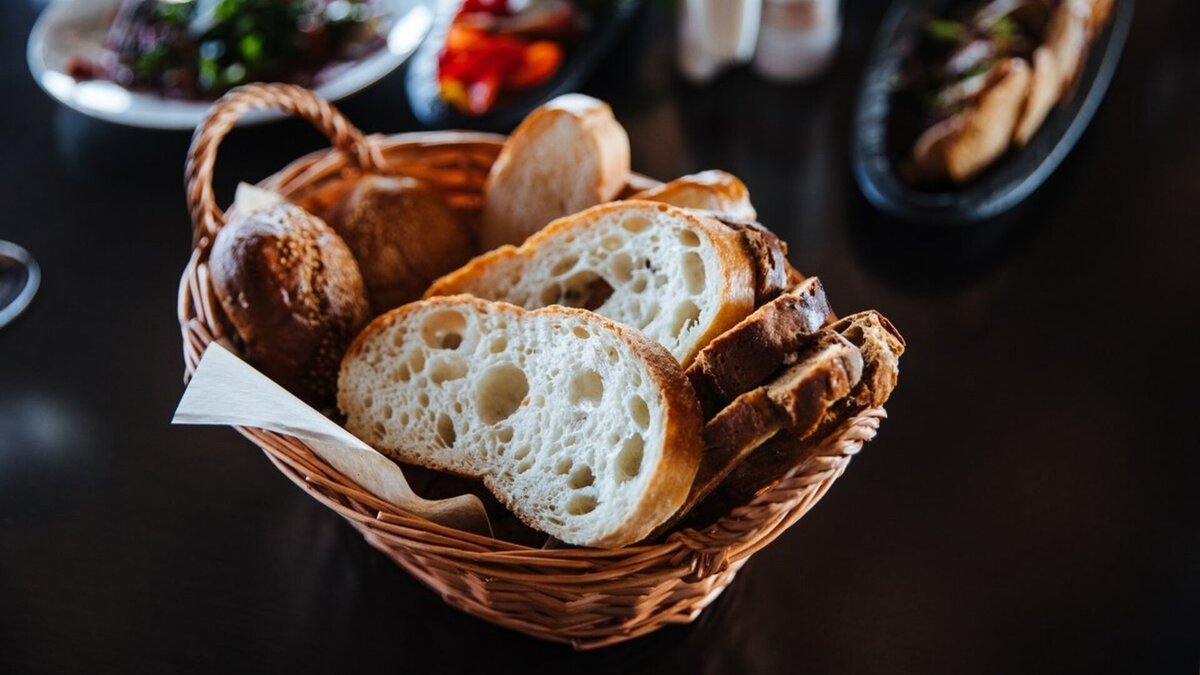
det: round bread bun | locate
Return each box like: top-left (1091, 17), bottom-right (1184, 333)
top-left (209, 201), bottom-right (370, 406)
top-left (326, 175), bottom-right (475, 312)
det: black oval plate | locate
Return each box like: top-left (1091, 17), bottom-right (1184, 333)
top-left (405, 0), bottom-right (641, 131)
top-left (852, 0), bottom-right (1135, 225)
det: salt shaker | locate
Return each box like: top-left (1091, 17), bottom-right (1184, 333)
top-left (753, 0), bottom-right (842, 82)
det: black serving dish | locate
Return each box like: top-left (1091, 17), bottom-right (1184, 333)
top-left (852, 0), bottom-right (1134, 225)
top-left (405, 0), bottom-right (641, 131)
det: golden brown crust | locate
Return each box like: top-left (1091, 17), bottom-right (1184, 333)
top-left (324, 175), bottom-right (475, 313)
top-left (632, 170), bottom-right (757, 222)
top-left (481, 95), bottom-right (630, 250)
top-left (1014, 47), bottom-right (1062, 147)
top-left (714, 217), bottom-right (792, 304)
top-left (211, 203), bottom-right (369, 406)
top-left (339, 295), bottom-right (703, 549)
top-left (944, 58), bottom-right (1033, 183)
top-left (426, 200), bottom-right (758, 368)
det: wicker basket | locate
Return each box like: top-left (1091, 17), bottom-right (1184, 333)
top-left (177, 84), bottom-right (887, 649)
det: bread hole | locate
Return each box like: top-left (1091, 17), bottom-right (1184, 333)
top-left (392, 363), bottom-right (411, 383)
top-left (563, 435), bottom-right (577, 447)
top-left (630, 276), bottom-right (648, 293)
top-left (601, 234), bottom-right (624, 251)
top-left (560, 272), bottom-right (614, 311)
top-left (513, 446), bottom-right (531, 460)
top-left (610, 252), bottom-right (633, 282)
top-left (364, 395), bottom-right (374, 409)
top-left (408, 350), bottom-right (426, 374)
top-left (567, 494), bottom-right (597, 516)
top-left (670, 301), bottom-right (701, 338)
top-left (554, 458), bottom-right (573, 475)
top-left (629, 396), bottom-right (650, 430)
top-left (550, 255), bottom-right (578, 276)
top-left (418, 393), bottom-right (430, 407)
top-left (392, 331), bottom-right (405, 348)
top-left (497, 426), bottom-right (514, 443)
top-left (572, 326), bottom-right (589, 339)
top-left (682, 251), bottom-right (706, 294)
top-left (421, 310), bottom-right (468, 350)
top-left (607, 433), bottom-right (620, 445)
top-left (477, 364), bottom-right (528, 424)
top-left (489, 336), bottom-right (508, 353)
top-left (654, 273), bottom-right (668, 288)
top-left (516, 459), bottom-right (534, 474)
top-left (622, 215), bottom-right (650, 233)
top-left (381, 404), bottom-right (393, 419)
top-left (539, 284), bottom-right (562, 305)
top-left (605, 347), bottom-right (619, 363)
top-left (429, 357), bottom-right (468, 384)
top-left (568, 465), bottom-right (594, 489)
top-left (436, 414), bottom-right (456, 447)
top-left (371, 421), bottom-right (385, 439)
top-left (452, 401), bottom-right (463, 414)
top-left (568, 369), bottom-right (604, 406)
top-left (638, 306), bottom-right (659, 329)
top-left (678, 229), bottom-right (701, 247)
top-left (616, 435), bottom-right (645, 482)
top-left (399, 412), bottom-right (410, 426)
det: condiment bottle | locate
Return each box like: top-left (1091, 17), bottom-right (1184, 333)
top-left (753, 0), bottom-right (842, 82)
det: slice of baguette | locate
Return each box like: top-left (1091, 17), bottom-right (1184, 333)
top-left (633, 170), bottom-right (757, 222)
top-left (338, 296), bottom-right (702, 548)
top-left (687, 277), bottom-right (835, 417)
top-left (426, 200), bottom-right (757, 367)
top-left (646, 330), bottom-right (862, 539)
top-left (481, 94), bottom-right (630, 250)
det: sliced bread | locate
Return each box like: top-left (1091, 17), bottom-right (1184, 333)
top-left (647, 330), bottom-right (863, 538)
top-left (481, 94), bottom-right (630, 250)
top-left (338, 296), bottom-right (703, 548)
top-left (425, 200), bottom-right (758, 367)
top-left (633, 170), bottom-right (758, 222)
top-left (687, 277), bottom-right (835, 417)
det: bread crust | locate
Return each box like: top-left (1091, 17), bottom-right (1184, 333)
top-left (481, 94), bottom-right (630, 249)
top-left (632, 170), bottom-right (758, 222)
top-left (339, 295), bottom-right (703, 548)
top-left (211, 203), bottom-right (369, 405)
top-left (426, 200), bottom-right (757, 368)
top-left (715, 217), bottom-right (792, 304)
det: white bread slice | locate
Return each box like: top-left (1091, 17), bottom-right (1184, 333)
top-left (338, 296), bottom-right (703, 548)
top-left (633, 170), bottom-right (758, 221)
top-left (425, 200), bottom-right (758, 367)
top-left (481, 94), bottom-right (631, 250)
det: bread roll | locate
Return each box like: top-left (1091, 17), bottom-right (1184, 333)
top-left (325, 175), bottom-right (474, 312)
top-left (210, 192), bottom-right (369, 405)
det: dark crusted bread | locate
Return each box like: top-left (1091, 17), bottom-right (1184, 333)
top-left (687, 277), bottom-right (835, 418)
top-left (688, 310), bottom-right (905, 523)
top-left (646, 330), bottom-right (863, 539)
top-left (210, 196), bottom-right (370, 406)
top-left (325, 175), bottom-right (475, 313)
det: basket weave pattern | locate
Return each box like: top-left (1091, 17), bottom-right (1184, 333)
top-left (177, 84), bottom-right (886, 649)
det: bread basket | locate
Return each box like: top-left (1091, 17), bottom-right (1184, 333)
top-left (178, 83), bottom-right (887, 649)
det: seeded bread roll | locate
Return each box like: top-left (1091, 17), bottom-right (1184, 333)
top-left (210, 190), bottom-right (370, 405)
top-left (325, 175), bottom-right (474, 312)
top-left (338, 296), bottom-right (703, 548)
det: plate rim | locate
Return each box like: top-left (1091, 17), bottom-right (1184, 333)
top-left (27, 0), bottom-right (434, 130)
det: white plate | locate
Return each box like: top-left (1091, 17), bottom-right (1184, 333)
top-left (27, 0), bottom-right (434, 130)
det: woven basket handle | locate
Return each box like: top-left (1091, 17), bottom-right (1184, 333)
top-left (185, 83), bottom-right (388, 243)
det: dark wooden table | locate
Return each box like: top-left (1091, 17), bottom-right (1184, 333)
top-left (2, 1), bottom-right (1197, 673)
